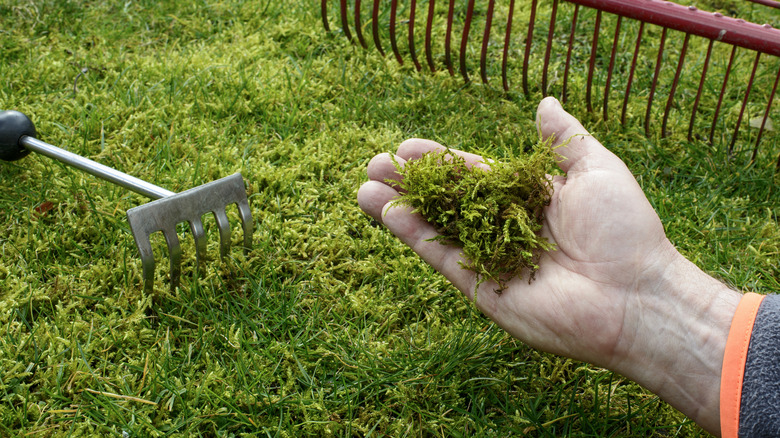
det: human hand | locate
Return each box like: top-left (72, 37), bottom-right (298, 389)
top-left (357, 96), bottom-right (740, 435)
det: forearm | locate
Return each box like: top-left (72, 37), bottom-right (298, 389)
top-left (611, 246), bottom-right (741, 436)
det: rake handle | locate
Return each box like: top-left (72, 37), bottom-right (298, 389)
top-left (0, 110), bottom-right (174, 200)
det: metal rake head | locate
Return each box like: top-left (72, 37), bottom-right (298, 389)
top-left (1, 110), bottom-right (254, 292)
top-left (322, 0), bottom-right (780, 164)
top-left (126, 173), bottom-right (253, 293)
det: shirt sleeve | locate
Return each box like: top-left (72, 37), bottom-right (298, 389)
top-left (720, 292), bottom-right (780, 438)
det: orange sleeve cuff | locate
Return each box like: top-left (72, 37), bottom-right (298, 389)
top-left (720, 292), bottom-right (765, 438)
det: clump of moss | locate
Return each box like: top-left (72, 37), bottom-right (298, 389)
top-left (391, 139), bottom-right (558, 292)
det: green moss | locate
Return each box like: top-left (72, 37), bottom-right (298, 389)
top-left (391, 138), bottom-right (558, 291)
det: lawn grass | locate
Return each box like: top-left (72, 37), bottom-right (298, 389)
top-left (1, 0), bottom-right (778, 436)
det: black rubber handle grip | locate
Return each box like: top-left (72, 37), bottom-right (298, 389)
top-left (0, 110), bottom-right (36, 162)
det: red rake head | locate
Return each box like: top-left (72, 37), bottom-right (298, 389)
top-left (322, 0), bottom-right (780, 165)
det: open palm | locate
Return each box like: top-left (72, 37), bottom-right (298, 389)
top-left (357, 97), bottom-right (675, 370)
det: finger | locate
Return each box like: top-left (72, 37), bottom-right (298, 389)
top-left (381, 202), bottom-right (478, 298)
top-left (357, 180), bottom-right (399, 224)
top-left (367, 153), bottom-right (405, 188)
top-left (397, 138), bottom-right (491, 170)
top-left (535, 97), bottom-right (620, 174)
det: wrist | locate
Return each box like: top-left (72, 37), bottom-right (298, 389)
top-left (611, 243), bottom-right (741, 435)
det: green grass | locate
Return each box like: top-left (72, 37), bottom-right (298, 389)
top-left (0, 0), bottom-right (778, 436)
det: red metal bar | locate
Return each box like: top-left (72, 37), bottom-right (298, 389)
top-left (522, 0), bottom-right (539, 94)
top-left (645, 26), bottom-right (667, 137)
top-left (709, 45), bottom-right (737, 144)
top-left (340, 0), bottom-right (353, 42)
top-left (562, 4), bottom-right (580, 103)
top-left (661, 32), bottom-right (690, 137)
top-left (542, 0), bottom-right (559, 96)
top-left (753, 67), bottom-right (780, 161)
top-left (603, 16), bottom-right (622, 120)
top-left (480, 0), bottom-right (496, 84)
top-left (586, 10), bottom-right (602, 113)
top-left (746, 0), bottom-right (780, 8)
top-left (390, 0), bottom-right (403, 64)
top-left (372, 0), bottom-right (385, 56)
top-left (728, 52), bottom-right (761, 155)
top-left (409, 0), bottom-right (422, 71)
top-left (354, 0), bottom-right (368, 48)
top-left (565, 0), bottom-right (780, 56)
top-left (445, 0), bottom-right (456, 76)
top-left (688, 39), bottom-right (714, 142)
top-left (460, 0), bottom-right (476, 83)
top-left (322, 0), bottom-right (330, 32)
top-left (502, 0), bottom-right (516, 91)
top-left (425, 0), bottom-right (436, 72)
top-left (621, 21), bottom-right (643, 125)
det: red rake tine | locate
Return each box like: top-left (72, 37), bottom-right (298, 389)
top-left (502, 0), bottom-right (516, 92)
top-left (445, 0), bottom-right (456, 76)
top-left (542, 0), bottom-right (559, 96)
top-left (562, 4), bottom-right (580, 104)
top-left (661, 32), bottom-right (690, 138)
top-left (480, 0), bottom-right (496, 85)
top-left (688, 39), bottom-right (714, 142)
top-left (645, 27), bottom-right (667, 137)
top-left (709, 45), bottom-right (737, 144)
top-left (753, 66), bottom-right (780, 162)
top-left (585, 10), bottom-right (602, 113)
top-left (460, 0), bottom-right (476, 83)
top-left (372, 0), bottom-right (385, 56)
top-left (354, 0), bottom-right (368, 48)
top-left (522, 0), bottom-right (538, 95)
top-left (729, 51), bottom-right (761, 156)
top-left (409, 0), bottom-right (422, 71)
top-left (603, 16), bottom-right (622, 120)
top-left (390, 0), bottom-right (404, 64)
top-left (425, 0), bottom-right (437, 72)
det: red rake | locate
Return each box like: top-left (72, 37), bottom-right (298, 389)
top-left (322, 0), bottom-right (780, 165)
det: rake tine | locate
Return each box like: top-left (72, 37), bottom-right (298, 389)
top-left (339, 0), bottom-right (353, 42)
top-left (163, 226), bottom-right (183, 292)
top-left (445, 0), bottom-right (456, 76)
top-left (321, 0), bottom-right (330, 32)
top-left (689, 39), bottom-right (714, 142)
top-left (354, 0), bottom-right (368, 48)
top-left (661, 32), bottom-right (690, 137)
top-left (586, 10), bottom-right (602, 113)
top-left (645, 27), bottom-right (667, 137)
top-left (390, 0), bottom-right (403, 64)
top-left (236, 199), bottom-right (253, 251)
top-left (621, 21), bottom-right (644, 125)
top-left (502, 0), bottom-right (516, 91)
top-left (480, 0), bottom-right (496, 85)
top-left (459, 0), bottom-right (476, 83)
top-left (409, 0), bottom-right (422, 71)
top-left (522, 0), bottom-right (538, 95)
top-left (213, 209), bottom-right (232, 259)
top-left (190, 217), bottom-right (208, 269)
top-left (709, 45), bottom-right (737, 144)
top-left (372, 0), bottom-right (385, 56)
top-left (729, 51), bottom-right (761, 156)
top-left (562, 4), bottom-right (579, 103)
top-left (753, 65), bottom-right (780, 162)
top-left (603, 15), bottom-right (622, 119)
top-left (134, 234), bottom-right (156, 294)
top-left (425, 0), bottom-right (436, 72)
top-left (542, 0), bottom-right (559, 96)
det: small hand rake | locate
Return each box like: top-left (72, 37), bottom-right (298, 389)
top-left (0, 110), bottom-right (253, 292)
